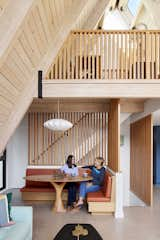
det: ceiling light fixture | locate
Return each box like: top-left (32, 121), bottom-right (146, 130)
top-left (44, 99), bottom-right (73, 131)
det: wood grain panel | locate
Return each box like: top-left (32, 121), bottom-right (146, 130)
top-left (0, 0), bottom-right (103, 154)
top-left (28, 112), bottom-right (108, 166)
top-left (108, 99), bottom-right (120, 172)
top-left (130, 115), bottom-right (153, 205)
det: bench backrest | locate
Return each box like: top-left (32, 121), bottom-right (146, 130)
top-left (102, 171), bottom-right (112, 198)
top-left (78, 168), bottom-right (91, 176)
top-left (25, 168), bottom-right (114, 199)
top-left (26, 169), bottom-right (59, 188)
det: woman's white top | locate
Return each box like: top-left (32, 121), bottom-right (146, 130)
top-left (60, 164), bottom-right (78, 176)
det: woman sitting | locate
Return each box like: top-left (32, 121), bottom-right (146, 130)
top-left (74, 157), bottom-right (105, 209)
top-left (61, 155), bottom-right (78, 210)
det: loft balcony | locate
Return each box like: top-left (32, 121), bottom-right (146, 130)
top-left (42, 30), bottom-right (160, 98)
top-left (46, 30), bottom-right (160, 80)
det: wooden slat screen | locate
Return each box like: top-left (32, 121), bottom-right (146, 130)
top-left (46, 30), bottom-right (160, 80)
top-left (108, 99), bottom-right (120, 172)
top-left (28, 112), bottom-right (107, 166)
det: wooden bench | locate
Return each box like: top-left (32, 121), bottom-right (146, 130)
top-left (20, 168), bottom-right (68, 201)
top-left (87, 170), bottom-right (115, 215)
top-left (21, 168), bottom-right (115, 215)
top-left (20, 168), bottom-right (88, 201)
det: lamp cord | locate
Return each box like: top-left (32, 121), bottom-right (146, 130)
top-left (58, 98), bottom-right (60, 119)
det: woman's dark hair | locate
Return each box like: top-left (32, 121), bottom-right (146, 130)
top-left (66, 155), bottom-right (74, 168)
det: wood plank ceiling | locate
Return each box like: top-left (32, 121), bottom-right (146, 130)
top-left (29, 98), bottom-right (145, 113)
top-left (0, 0), bottom-right (102, 153)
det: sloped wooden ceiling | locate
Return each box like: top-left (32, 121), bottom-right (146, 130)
top-left (0, 0), bottom-right (109, 154)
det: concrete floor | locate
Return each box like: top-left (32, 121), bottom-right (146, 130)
top-left (7, 186), bottom-right (160, 240)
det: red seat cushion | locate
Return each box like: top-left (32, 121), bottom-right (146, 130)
top-left (87, 191), bottom-right (110, 202)
top-left (25, 169), bottom-right (58, 188)
top-left (102, 172), bottom-right (112, 198)
top-left (20, 187), bottom-right (68, 192)
top-left (87, 170), bottom-right (112, 203)
top-left (20, 187), bottom-right (55, 192)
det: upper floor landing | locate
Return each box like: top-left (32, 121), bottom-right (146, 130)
top-left (46, 30), bottom-right (160, 81)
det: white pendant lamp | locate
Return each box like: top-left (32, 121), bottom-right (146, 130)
top-left (44, 99), bottom-right (73, 131)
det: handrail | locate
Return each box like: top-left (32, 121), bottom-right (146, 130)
top-left (46, 30), bottom-right (160, 80)
top-left (72, 30), bottom-right (160, 33)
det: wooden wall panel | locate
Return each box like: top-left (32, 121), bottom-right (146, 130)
top-left (28, 112), bottom-right (107, 166)
top-left (130, 115), bottom-right (153, 205)
top-left (108, 99), bottom-right (120, 172)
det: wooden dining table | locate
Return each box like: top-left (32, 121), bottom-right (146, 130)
top-left (25, 174), bottom-right (93, 213)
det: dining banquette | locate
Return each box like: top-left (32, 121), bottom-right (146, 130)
top-left (87, 170), bottom-right (115, 214)
top-left (21, 168), bottom-right (115, 214)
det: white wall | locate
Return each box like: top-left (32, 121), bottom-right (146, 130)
top-left (0, 161), bottom-right (3, 188)
top-left (6, 115), bottom-right (28, 189)
top-left (103, 9), bottom-right (129, 30)
top-left (120, 118), bottom-right (130, 206)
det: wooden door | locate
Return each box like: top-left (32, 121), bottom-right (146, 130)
top-left (130, 115), bottom-right (153, 205)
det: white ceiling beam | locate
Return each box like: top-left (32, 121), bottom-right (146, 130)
top-left (82, 0), bottom-right (110, 29)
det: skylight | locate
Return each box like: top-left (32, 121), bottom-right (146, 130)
top-left (128, 0), bottom-right (141, 16)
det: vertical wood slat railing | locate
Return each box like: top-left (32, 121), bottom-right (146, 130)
top-left (46, 30), bottom-right (160, 80)
top-left (28, 112), bottom-right (107, 166)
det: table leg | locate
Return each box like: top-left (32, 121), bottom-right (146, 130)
top-left (51, 182), bottom-right (66, 212)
